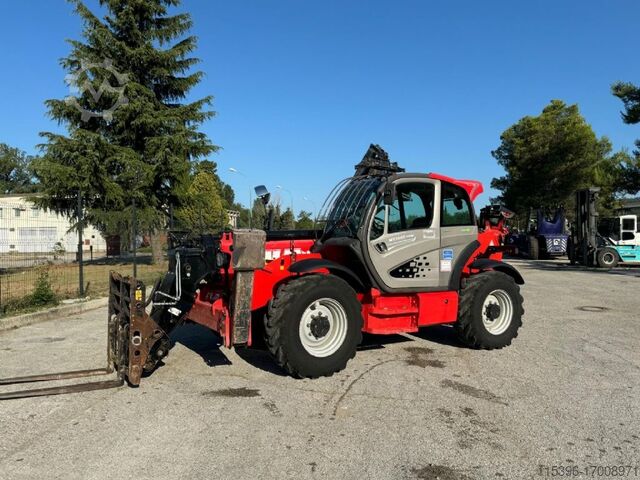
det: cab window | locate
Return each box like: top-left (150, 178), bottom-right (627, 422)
top-left (369, 202), bottom-right (386, 240)
top-left (387, 182), bottom-right (435, 234)
top-left (441, 183), bottom-right (474, 226)
top-left (622, 218), bottom-right (635, 231)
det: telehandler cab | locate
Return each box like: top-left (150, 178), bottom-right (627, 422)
top-left (0, 145), bottom-right (524, 399)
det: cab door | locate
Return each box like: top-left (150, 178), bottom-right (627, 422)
top-left (366, 179), bottom-right (442, 289)
top-left (438, 182), bottom-right (479, 287)
top-left (619, 215), bottom-right (638, 246)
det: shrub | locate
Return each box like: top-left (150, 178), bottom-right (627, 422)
top-left (30, 267), bottom-right (58, 307)
top-left (52, 242), bottom-right (66, 260)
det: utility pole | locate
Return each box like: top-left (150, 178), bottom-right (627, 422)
top-left (77, 191), bottom-right (84, 297)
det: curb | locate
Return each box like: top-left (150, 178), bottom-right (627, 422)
top-left (0, 297), bottom-right (108, 333)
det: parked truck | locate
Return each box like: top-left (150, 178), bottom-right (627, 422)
top-left (509, 207), bottom-right (568, 259)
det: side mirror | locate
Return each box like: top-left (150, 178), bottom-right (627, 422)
top-left (383, 186), bottom-right (395, 205)
top-left (254, 185), bottom-right (270, 206)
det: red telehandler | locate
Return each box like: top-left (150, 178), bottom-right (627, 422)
top-left (0, 145), bottom-right (524, 399)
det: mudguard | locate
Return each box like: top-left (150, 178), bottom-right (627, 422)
top-left (289, 258), bottom-right (365, 291)
top-left (468, 258), bottom-right (525, 285)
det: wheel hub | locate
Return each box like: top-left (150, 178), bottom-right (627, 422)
top-left (309, 313), bottom-right (331, 339)
top-left (484, 303), bottom-right (501, 321)
top-left (299, 298), bottom-right (349, 358)
top-left (481, 289), bottom-right (514, 336)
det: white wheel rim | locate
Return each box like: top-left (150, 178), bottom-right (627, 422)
top-left (603, 252), bottom-right (615, 264)
top-left (482, 289), bottom-right (514, 335)
top-left (298, 297), bottom-right (348, 357)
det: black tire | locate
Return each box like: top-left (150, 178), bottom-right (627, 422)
top-left (528, 235), bottom-right (540, 260)
top-left (455, 271), bottom-right (524, 349)
top-left (596, 248), bottom-right (619, 269)
top-left (265, 274), bottom-right (362, 378)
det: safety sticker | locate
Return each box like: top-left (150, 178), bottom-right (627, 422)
top-left (440, 259), bottom-right (452, 272)
top-left (442, 249), bottom-right (454, 260)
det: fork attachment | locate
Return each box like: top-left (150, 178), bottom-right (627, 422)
top-left (0, 272), bottom-right (168, 400)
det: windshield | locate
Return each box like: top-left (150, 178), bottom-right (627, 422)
top-left (317, 176), bottom-right (382, 239)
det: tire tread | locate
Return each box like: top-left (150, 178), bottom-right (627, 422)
top-left (455, 271), bottom-right (524, 349)
top-left (265, 275), bottom-right (362, 378)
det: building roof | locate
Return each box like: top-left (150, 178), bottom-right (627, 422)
top-left (621, 198), bottom-right (640, 209)
top-left (0, 193), bottom-right (40, 199)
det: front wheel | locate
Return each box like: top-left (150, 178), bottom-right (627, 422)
top-left (265, 274), bottom-right (363, 378)
top-left (455, 271), bottom-right (524, 349)
top-left (596, 248), bottom-right (619, 269)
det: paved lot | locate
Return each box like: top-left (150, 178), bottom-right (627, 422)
top-left (0, 259), bottom-right (639, 480)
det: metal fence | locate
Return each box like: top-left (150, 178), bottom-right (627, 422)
top-left (0, 198), bottom-right (168, 317)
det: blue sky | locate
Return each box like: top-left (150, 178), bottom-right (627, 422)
top-left (0, 0), bottom-right (638, 212)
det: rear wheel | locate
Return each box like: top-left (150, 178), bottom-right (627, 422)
top-left (455, 271), bottom-right (524, 349)
top-left (528, 236), bottom-right (540, 260)
top-left (265, 275), bottom-right (362, 378)
top-left (596, 248), bottom-right (619, 269)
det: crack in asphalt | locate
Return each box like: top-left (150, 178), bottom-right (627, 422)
top-left (331, 358), bottom-right (398, 417)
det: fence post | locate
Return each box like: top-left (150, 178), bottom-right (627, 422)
top-left (132, 197), bottom-right (137, 279)
top-left (77, 191), bottom-right (84, 297)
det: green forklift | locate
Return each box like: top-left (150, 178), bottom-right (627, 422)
top-left (570, 188), bottom-right (640, 268)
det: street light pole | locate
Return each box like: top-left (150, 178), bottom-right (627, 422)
top-left (303, 196), bottom-right (317, 217)
top-left (303, 196), bottom-right (318, 228)
top-left (228, 167), bottom-right (252, 229)
top-left (276, 185), bottom-right (294, 213)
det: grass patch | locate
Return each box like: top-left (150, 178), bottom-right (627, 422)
top-left (0, 259), bottom-right (168, 317)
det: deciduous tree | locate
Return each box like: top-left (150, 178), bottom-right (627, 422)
top-left (175, 169), bottom-right (227, 233)
top-left (0, 143), bottom-right (38, 194)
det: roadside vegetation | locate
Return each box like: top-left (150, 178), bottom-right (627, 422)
top-left (0, 259), bottom-right (167, 317)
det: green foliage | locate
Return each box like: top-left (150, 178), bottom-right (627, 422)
top-left (33, 0), bottom-right (217, 237)
top-left (192, 160), bottom-right (235, 208)
top-left (612, 82), bottom-right (640, 124)
top-left (616, 154), bottom-right (640, 195)
top-left (0, 143), bottom-right (38, 194)
top-left (491, 100), bottom-right (620, 214)
top-left (295, 210), bottom-right (314, 229)
top-left (277, 208), bottom-right (295, 230)
top-left (612, 82), bottom-right (640, 194)
top-left (250, 198), bottom-right (268, 230)
top-left (30, 267), bottom-right (58, 307)
top-left (52, 242), bottom-right (66, 260)
top-left (175, 170), bottom-right (227, 233)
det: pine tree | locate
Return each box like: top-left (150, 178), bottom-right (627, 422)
top-left (32, 0), bottom-right (217, 263)
top-left (612, 82), bottom-right (640, 194)
top-left (295, 210), bottom-right (314, 230)
top-left (278, 208), bottom-right (295, 230)
top-left (491, 100), bottom-right (618, 214)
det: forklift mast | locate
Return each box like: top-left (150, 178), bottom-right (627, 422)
top-left (572, 188), bottom-right (600, 265)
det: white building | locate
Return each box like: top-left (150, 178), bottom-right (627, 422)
top-left (226, 209), bottom-right (240, 228)
top-left (0, 194), bottom-right (106, 254)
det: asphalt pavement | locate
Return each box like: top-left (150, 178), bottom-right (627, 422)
top-left (0, 259), bottom-right (638, 480)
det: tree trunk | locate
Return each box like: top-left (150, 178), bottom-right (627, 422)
top-left (150, 230), bottom-right (164, 265)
